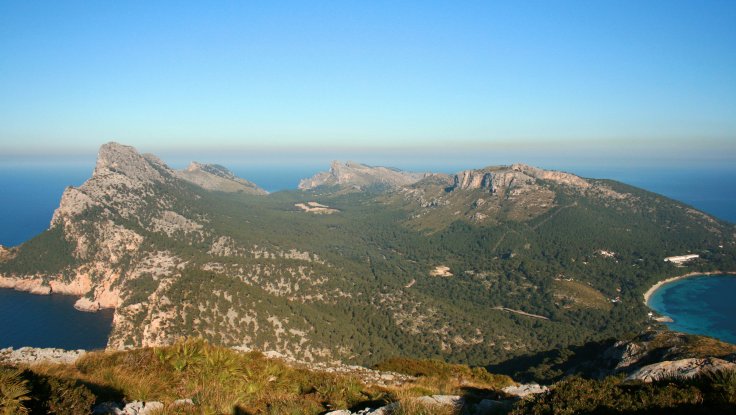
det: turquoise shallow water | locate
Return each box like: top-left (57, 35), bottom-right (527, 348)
top-left (648, 275), bottom-right (736, 344)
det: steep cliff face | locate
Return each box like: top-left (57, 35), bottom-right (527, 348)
top-left (451, 168), bottom-right (536, 193)
top-left (176, 162), bottom-right (267, 194)
top-left (298, 161), bottom-right (428, 190)
top-left (13, 143), bottom-right (205, 312)
top-left (0, 143), bottom-right (368, 357)
top-left (395, 164), bottom-right (638, 229)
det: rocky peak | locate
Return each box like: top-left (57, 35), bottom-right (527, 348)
top-left (94, 142), bottom-right (172, 184)
top-left (299, 161), bottom-right (428, 190)
top-left (51, 143), bottom-right (175, 229)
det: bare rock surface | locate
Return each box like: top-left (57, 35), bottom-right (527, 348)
top-left (452, 168), bottom-right (535, 193)
top-left (502, 383), bottom-right (548, 397)
top-left (627, 357), bottom-right (736, 382)
top-left (94, 400), bottom-right (166, 415)
top-left (0, 347), bottom-right (85, 365)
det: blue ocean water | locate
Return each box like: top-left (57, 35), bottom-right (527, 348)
top-left (0, 288), bottom-right (113, 349)
top-left (566, 165), bottom-right (736, 224)
top-left (648, 275), bottom-right (736, 344)
top-left (0, 162), bottom-right (734, 349)
top-left (0, 165), bottom-right (90, 247)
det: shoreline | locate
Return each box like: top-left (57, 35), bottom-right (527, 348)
top-left (643, 271), bottom-right (736, 306)
top-left (0, 275), bottom-right (118, 312)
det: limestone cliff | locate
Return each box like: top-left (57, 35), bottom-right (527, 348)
top-left (451, 168), bottom-right (536, 193)
top-left (0, 143), bottom-right (357, 357)
top-left (298, 161), bottom-right (428, 190)
top-left (396, 163), bottom-right (639, 229)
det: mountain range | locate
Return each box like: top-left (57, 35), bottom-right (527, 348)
top-left (0, 142), bottom-right (734, 367)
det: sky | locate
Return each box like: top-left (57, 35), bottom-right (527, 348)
top-left (1, 1), bottom-right (735, 168)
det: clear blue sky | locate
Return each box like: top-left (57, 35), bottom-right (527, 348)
top-left (1, 1), bottom-right (735, 166)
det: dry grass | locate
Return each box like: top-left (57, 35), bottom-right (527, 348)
top-left (25, 339), bottom-right (372, 414)
top-left (552, 279), bottom-right (611, 311)
top-left (13, 340), bottom-right (516, 414)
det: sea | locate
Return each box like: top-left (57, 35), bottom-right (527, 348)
top-left (0, 162), bottom-right (735, 349)
top-left (647, 275), bottom-right (736, 344)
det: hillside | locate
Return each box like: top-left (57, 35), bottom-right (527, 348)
top-left (0, 142), bottom-right (734, 368)
top-left (176, 162), bottom-right (268, 194)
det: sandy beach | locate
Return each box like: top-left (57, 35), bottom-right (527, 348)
top-left (643, 271), bottom-right (736, 306)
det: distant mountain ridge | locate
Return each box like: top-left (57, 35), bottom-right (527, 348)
top-left (176, 161), bottom-right (267, 194)
top-left (0, 142), bottom-right (734, 368)
top-left (298, 160), bottom-right (430, 190)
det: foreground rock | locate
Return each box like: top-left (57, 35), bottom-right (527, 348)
top-left (0, 347), bottom-right (85, 365)
top-left (502, 383), bottom-right (549, 397)
top-left (627, 357), bottom-right (736, 382)
top-left (326, 388), bottom-right (544, 415)
top-left (93, 400), bottom-right (169, 415)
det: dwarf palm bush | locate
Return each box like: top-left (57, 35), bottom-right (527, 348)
top-left (0, 367), bottom-right (30, 415)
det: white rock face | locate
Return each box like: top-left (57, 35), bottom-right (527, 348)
top-left (452, 168), bottom-right (535, 193)
top-left (511, 163), bottom-right (590, 189)
top-left (326, 395), bottom-right (465, 415)
top-left (502, 383), bottom-right (549, 397)
top-left (451, 165), bottom-right (588, 194)
top-left (95, 142), bottom-right (171, 184)
top-left (627, 357), bottom-right (736, 382)
top-left (0, 347), bottom-right (85, 365)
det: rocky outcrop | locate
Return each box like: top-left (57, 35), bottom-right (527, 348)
top-left (324, 389), bottom-right (542, 415)
top-left (618, 331), bottom-right (734, 366)
top-left (298, 161), bottom-right (428, 190)
top-left (95, 142), bottom-right (172, 185)
top-left (451, 168), bottom-right (535, 193)
top-left (511, 163), bottom-right (590, 189)
top-left (93, 400), bottom-right (174, 415)
top-left (0, 347), bottom-right (85, 365)
top-left (502, 383), bottom-right (548, 397)
top-left (176, 162), bottom-right (267, 194)
top-left (0, 276), bottom-right (51, 294)
top-left (451, 164), bottom-right (590, 194)
top-left (627, 357), bottom-right (736, 382)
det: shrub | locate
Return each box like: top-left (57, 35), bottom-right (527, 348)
top-left (375, 357), bottom-right (514, 390)
top-left (0, 367), bottom-right (30, 415)
top-left (24, 373), bottom-right (96, 415)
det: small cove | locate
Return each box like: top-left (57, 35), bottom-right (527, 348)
top-left (647, 274), bottom-right (736, 344)
top-left (0, 288), bottom-right (113, 350)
